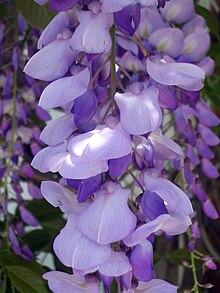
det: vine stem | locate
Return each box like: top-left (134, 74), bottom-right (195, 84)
top-left (110, 20), bottom-right (117, 113)
top-left (179, 170), bottom-right (200, 293)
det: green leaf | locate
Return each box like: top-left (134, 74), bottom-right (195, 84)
top-left (196, 5), bottom-right (220, 41)
top-left (15, 0), bottom-right (56, 29)
top-left (0, 4), bottom-right (7, 18)
top-left (0, 269), bottom-right (7, 293)
top-left (6, 266), bottom-right (48, 293)
top-left (0, 253), bottom-right (45, 276)
top-left (22, 229), bottom-right (52, 252)
top-left (26, 200), bottom-right (65, 233)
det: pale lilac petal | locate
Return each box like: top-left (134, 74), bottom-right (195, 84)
top-left (102, 0), bottom-right (134, 13)
top-left (149, 130), bottom-right (182, 160)
top-left (183, 28), bottom-right (210, 62)
top-left (38, 12), bottom-right (70, 49)
top-left (197, 57), bottom-right (215, 76)
top-left (34, 0), bottom-right (48, 5)
top-left (160, 0), bottom-right (195, 24)
top-left (39, 68), bottom-right (90, 109)
top-left (102, 0), bottom-right (157, 13)
top-left (149, 28), bottom-right (184, 58)
top-left (79, 181), bottom-right (136, 244)
top-left (68, 123), bottom-right (132, 161)
top-left (115, 86), bottom-right (162, 135)
top-left (54, 214), bottom-right (111, 270)
top-left (143, 172), bottom-right (193, 215)
top-left (41, 181), bottom-right (89, 214)
top-left (24, 39), bottom-right (77, 81)
top-left (57, 155), bottom-right (109, 180)
top-left (130, 240), bottom-right (153, 281)
top-left (146, 58), bottom-right (205, 91)
top-left (44, 271), bottom-right (100, 293)
top-left (138, 7), bottom-right (165, 38)
top-left (123, 214), bottom-right (191, 247)
top-left (182, 15), bottom-right (206, 36)
top-left (135, 279), bottom-right (178, 293)
top-left (31, 142), bottom-right (67, 173)
top-left (99, 251), bottom-right (131, 277)
top-left (40, 114), bottom-right (76, 146)
top-left (118, 51), bottom-right (145, 72)
top-left (70, 11), bottom-right (113, 54)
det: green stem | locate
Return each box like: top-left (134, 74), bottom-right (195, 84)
top-left (110, 20), bottom-right (116, 113)
top-left (190, 251), bottom-right (199, 293)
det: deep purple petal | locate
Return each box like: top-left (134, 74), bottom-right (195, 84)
top-left (108, 154), bottom-right (131, 178)
top-left (141, 190), bottom-right (168, 220)
top-left (50, 0), bottom-right (78, 11)
top-left (72, 90), bottom-right (98, 128)
top-left (77, 174), bottom-right (103, 203)
top-left (130, 240), bottom-right (154, 281)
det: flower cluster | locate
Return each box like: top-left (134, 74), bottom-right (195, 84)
top-left (0, 13), bottom-right (51, 260)
top-left (25, 0), bottom-right (219, 292)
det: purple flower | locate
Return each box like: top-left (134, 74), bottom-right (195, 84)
top-left (130, 279), bottom-right (178, 292)
top-left (40, 114), bottom-right (76, 146)
top-left (79, 181), bottom-right (136, 244)
top-left (42, 121), bottom-right (132, 179)
top-left (39, 68), bottom-right (90, 109)
top-left (70, 10), bottom-right (113, 54)
top-left (53, 214), bottom-right (112, 271)
top-left (43, 271), bottom-right (100, 293)
top-left (41, 181), bottom-right (90, 214)
top-left (115, 85), bottom-right (162, 135)
top-left (24, 39), bottom-right (77, 81)
top-left (130, 239), bottom-right (154, 281)
top-left (160, 0), bottom-right (195, 24)
top-left (146, 57), bottom-right (205, 91)
top-left (102, 0), bottom-right (158, 13)
top-left (149, 27), bottom-right (184, 58)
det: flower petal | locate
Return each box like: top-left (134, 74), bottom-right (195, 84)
top-left (143, 172), bottom-right (193, 215)
top-left (39, 68), bottom-right (90, 109)
top-left (115, 86), bottom-right (162, 135)
top-left (146, 58), bottom-right (205, 91)
top-left (43, 271), bottom-right (100, 293)
top-left (130, 240), bottom-right (154, 281)
top-left (40, 114), bottom-right (76, 146)
top-left (79, 181), bottom-right (136, 244)
top-left (99, 251), bottom-right (131, 277)
top-left (41, 181), bottom-right (89, 214)
top-left (24, 39), bottom-right (77, 81)
top-left (54, 214), bottom-right (111, 270)
top-left (135, 279), bottom-right (178, 293)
